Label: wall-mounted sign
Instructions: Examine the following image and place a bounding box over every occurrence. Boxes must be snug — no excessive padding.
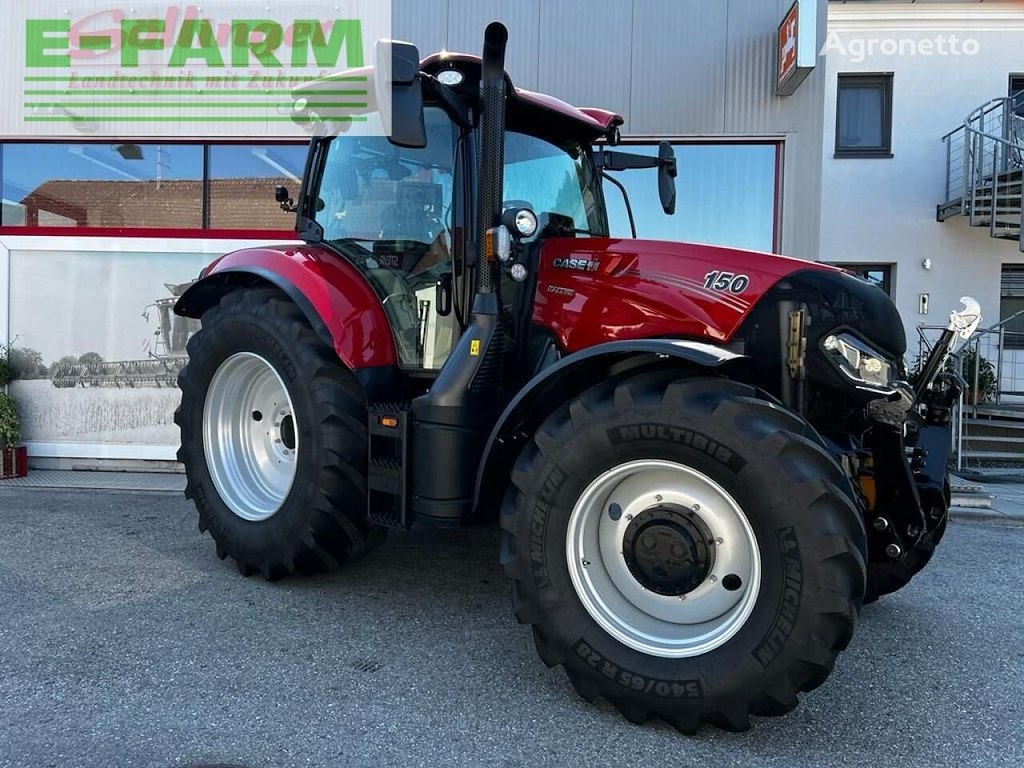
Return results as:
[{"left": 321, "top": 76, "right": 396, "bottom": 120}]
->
[
  {"left": 776, "top": 1, "right": 817, "bottom": 97},
  {"left": 0, "top": 1, "right": 392, "bottom": 139}
]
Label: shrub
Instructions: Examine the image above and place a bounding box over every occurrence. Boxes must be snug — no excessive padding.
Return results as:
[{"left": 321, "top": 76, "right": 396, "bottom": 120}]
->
[
  {"left": 0, "top": 345, "right": 11, "bottom": 387},
  {"left": 957, "top": 345, "right": 998, "bottom": 403},
  {"left": 0, "top": 393, "right": 20, "bottom": 448}
]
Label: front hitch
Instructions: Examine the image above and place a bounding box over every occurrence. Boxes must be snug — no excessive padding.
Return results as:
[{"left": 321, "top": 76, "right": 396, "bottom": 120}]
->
[{"left": 865, "top": 297, "right": 981, "bottom": 566}]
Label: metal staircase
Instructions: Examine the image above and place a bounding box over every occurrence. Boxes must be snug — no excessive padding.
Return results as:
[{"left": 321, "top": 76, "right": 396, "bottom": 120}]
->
[
  {"left": 919, "top": 311, "right": 1024, "bottom": 474},
  {"left": 938, "top": 97, "right": 1024, "bottom": 251}
]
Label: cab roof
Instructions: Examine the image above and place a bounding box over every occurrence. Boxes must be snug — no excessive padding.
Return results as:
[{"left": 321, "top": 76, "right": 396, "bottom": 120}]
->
[
  {"left": 295, "top": 50, "right": 624, "bottom": 145},
  {"left": 420, "top": 52, "right": 624, "bottom": 143}
]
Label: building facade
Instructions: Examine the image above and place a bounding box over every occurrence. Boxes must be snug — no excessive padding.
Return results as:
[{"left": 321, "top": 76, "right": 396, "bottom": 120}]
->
[
  {"left": 820, "top": 1, "right": 1024, "bottom": 372},
  {"left": 0, "top": 0, "right": 829, "bottom": 464}
]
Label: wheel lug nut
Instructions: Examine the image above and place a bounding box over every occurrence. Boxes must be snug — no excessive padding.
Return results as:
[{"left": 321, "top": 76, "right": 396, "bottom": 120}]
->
[
  {"left": 873, "top": 517, "right": 890, "bottom": 531},
  {"left": 886, "top": 543, "right": 902, "bottom": 559}
]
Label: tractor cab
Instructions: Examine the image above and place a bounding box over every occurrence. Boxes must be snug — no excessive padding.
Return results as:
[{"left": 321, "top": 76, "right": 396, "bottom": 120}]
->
[{"left": 285, "top": 47, "right": 675, "bottom": 377}]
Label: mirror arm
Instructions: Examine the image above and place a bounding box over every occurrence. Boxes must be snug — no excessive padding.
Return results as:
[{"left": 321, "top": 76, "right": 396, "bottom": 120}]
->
[
  {"left": 422, "top": 75, "right": 472, "bottom": 129},
  {"left": 594, "top": 149, "right": 660, "bottom": 172},
  {"left": 601, "top": 171, "right": 637, "bottom": 239}
]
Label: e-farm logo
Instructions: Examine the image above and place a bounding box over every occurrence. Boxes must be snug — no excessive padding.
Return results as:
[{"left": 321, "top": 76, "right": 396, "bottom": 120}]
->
[{"left": 14, "top": 2, "right": 389, "bottom": 136}]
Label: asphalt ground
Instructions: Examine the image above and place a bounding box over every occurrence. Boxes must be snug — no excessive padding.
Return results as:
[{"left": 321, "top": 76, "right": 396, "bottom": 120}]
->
[{"left": 0, "top": 487, "right": 1021, "bottom": 768}]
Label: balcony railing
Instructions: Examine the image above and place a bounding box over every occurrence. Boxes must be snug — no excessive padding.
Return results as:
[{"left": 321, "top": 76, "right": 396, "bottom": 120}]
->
[{"left": 939, "top": 97, "right": 1024, "bottom": 250}]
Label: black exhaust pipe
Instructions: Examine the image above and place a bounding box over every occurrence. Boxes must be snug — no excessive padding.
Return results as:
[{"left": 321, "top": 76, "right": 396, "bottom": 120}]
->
[
  {"left": 410, "top": 22, "right": 510, "bottom": 526},
  {"left": 475, "top": 21, "right": 509, "bottom": 294}
]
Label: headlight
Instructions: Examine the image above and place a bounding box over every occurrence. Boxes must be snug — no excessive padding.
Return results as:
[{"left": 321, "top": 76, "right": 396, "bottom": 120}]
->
[{"left": 822, "top": 333, "right": 896, "bottom": 394}]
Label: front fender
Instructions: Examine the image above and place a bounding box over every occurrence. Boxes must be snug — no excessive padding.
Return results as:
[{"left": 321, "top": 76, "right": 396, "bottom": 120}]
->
[
  {"left": 473, "top": 339, "right": 745, "bottom": 518},
  {"left": 175, "top": 244, "right": 396, "bottom": 370}
]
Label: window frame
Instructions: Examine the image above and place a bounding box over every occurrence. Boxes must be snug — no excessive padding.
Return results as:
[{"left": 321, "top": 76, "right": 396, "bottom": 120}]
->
[
  {"left": 0, "top": 138, "right": 308, "bottom": 238},
  {"left": 831, "top": 263, "right": 894, "bottom": 296},
  {"left": 834, "top": 73, "right": 894, "bottom": 159},
  {"left": 1009, "top": 74, "right": 1024, "bottom": 117},
  {"left": 1000, "top": 265, "right": 1024, "bottom": 350}
]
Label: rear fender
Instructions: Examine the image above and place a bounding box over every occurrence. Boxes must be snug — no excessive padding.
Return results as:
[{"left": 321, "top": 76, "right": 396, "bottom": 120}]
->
[
  {"left": 473, "top": 339, "right": 746, "bottom": 518},
  {"left": 174, "top": 245, "right": 397, "bottom": 370}
]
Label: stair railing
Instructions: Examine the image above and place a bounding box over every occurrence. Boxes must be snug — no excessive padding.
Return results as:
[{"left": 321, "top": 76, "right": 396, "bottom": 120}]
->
[
  {"left": 940, "top": 98, "right": 1024, "bottom": 248},
  {"left": 916, "top": 309, "right": 1024, "bottom": 469}
]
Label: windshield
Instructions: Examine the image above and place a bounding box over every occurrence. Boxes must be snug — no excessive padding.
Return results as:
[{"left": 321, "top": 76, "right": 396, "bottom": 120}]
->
[
  {"left": 503, "top": 132, "right": 607, "bottom": 236},
  {"left": 314, "top": 108, "right": 459, "bottom": 371},
  {"left": 316, "top": 107, "right": 457, "bottom": 253}
]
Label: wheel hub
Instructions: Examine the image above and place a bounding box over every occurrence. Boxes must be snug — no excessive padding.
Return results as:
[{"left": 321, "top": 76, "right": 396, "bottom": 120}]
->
[
  {"left": 203, "top": 352, "right": 298, "bottom": 522},
  {"left": 566, "top": 460, "right": 761, "bottom": 658},
  {"left": 623, "top": 506, "right": 714, "bottom": 596}
]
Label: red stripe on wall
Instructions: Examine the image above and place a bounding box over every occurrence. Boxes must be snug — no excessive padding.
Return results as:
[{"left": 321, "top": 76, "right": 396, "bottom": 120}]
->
[{"left": 0, "top": 227, "right": 299, "bottom": 240}]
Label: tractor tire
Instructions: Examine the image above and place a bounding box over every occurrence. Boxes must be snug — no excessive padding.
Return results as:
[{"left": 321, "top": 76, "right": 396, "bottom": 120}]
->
[
  {"left": 175, "top": 288, "right": 382, "bottom": 580},
  {"left": 500, "top": 373, "right": 866, "bottom": 733},
  {"left": 864, "top": 478, "right": 950, "bottom": 603}
]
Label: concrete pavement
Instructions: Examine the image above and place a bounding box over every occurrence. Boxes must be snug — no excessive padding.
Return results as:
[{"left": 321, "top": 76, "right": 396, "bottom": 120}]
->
[{"left": 0, "top": 486, "right": 1021, "bottom": 768}]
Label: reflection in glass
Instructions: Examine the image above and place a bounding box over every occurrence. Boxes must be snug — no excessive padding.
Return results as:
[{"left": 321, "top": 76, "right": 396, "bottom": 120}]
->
[
  {"left": 1, "top": 143, "right": 204, "bottom": 228},
  {"left": 208, "top": 144, "right": 308, "bottom": 230},
  {"left": 604, "top": 143, "right": 778, "bottom": 252}
]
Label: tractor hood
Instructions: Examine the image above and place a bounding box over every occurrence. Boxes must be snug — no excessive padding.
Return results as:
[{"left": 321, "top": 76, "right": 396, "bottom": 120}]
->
[{"left": 532, "top": 237, "right": 901, "bottom": 355}]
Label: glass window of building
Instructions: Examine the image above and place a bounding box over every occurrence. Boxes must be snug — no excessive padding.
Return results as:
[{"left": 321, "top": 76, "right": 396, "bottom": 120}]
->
[
  {"left": 602, "top": 142, "right": 779, "bottom": 253},
  {"left": 835, "top": 74, "right": 894, "bottom": 158},
  {"left": 832, "top": 264, "right": 894, "bottom": 296},
  {"left": 207, "top": 144, "right": 308, "bottom": 231},
  {"left": 1, "top": 143, "right": 203, "bottom": 228}
]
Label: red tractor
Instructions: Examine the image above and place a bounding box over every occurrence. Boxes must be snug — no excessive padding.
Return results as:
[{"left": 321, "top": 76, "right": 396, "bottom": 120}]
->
[{"left": 174, "top": 24, "right": 980, "bottom": 732}]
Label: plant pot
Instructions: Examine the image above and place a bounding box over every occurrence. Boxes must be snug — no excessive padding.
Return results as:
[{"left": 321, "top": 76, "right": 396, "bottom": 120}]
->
[
  {"left": 965, "top": 390, "right": 994, "bottom": 406},
  {"left": 0, "top": 446, "right": 28, "bottom": 479}
]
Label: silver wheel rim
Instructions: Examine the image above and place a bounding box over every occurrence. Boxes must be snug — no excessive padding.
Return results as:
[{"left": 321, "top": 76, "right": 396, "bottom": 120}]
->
[
  {"left": 203, "top": 352, "right": 298, "bottom": 522},
  {"left": 566, "top": 459, "right": 761, "bottom": 658}
]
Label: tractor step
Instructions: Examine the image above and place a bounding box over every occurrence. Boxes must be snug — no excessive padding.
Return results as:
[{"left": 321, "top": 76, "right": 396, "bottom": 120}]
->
[{"left": 367, "top": 403, "right": 414, "bottom": 529}]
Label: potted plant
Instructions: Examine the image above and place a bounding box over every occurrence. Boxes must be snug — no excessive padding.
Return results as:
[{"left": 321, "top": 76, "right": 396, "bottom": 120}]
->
[
  {"left": 956, "top": 345, "right": 998, "bottom": 405},
  {"left": 0, "top": 345, "right": 27, "bottom": 479}
]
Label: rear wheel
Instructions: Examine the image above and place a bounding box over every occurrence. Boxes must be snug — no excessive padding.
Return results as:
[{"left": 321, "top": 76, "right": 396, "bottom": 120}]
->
[
  {"left": 175, "top": 288, "right": 382, "bottom": 579},
  {"left": 500, "top": 373, "right": 866, "bottom": 732}
]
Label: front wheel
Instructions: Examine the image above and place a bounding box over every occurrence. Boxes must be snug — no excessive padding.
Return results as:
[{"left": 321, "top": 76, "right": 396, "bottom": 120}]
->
[
  {"left": 175, "top": 288, "right": 382, "bottom": 579},
  {"left": 500, "top": 373, "right": 866, "bottom": 732}
]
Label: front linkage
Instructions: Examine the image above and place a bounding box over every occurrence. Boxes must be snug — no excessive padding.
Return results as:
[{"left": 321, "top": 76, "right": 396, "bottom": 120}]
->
[{"left": 864, "top": 298, "right": 981, "bottom": 600}]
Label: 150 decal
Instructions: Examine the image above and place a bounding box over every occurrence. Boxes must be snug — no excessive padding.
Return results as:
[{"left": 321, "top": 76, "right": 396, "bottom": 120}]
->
[{"left": 703, "top": 271, "right": 750, "bottom": 294}]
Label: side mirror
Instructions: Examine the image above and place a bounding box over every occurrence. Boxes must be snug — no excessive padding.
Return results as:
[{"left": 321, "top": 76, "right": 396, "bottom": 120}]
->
[
  {"left": 658, "top": 141, "right": 677, "bottom": 215},
  {"left": 374, "top": 39, "right": 427, "bottom": 149},
  {"left": 275, "top": 185, "right": 297, "bottom": 213}
]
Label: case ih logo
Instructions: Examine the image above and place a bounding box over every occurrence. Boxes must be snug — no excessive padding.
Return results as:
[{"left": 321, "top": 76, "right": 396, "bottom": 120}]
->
[
  {"left": 9, "top": 1, "right": 391, "bottom": 137},
  {"left": 553, "top": 257, "right": 601, "bottom": 273}
]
